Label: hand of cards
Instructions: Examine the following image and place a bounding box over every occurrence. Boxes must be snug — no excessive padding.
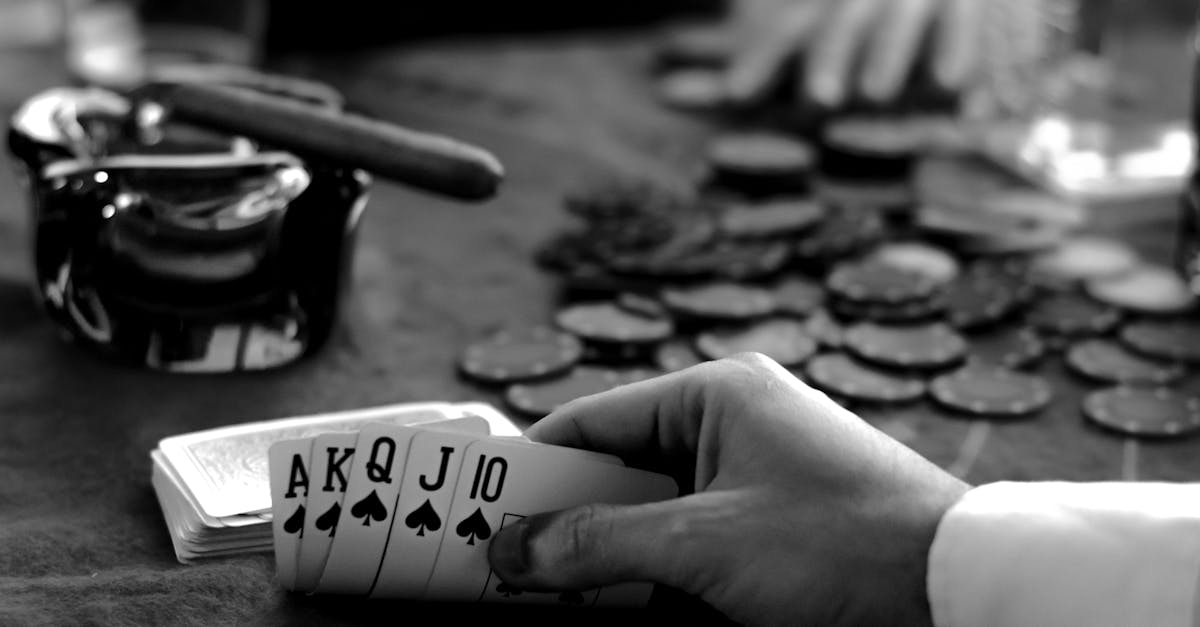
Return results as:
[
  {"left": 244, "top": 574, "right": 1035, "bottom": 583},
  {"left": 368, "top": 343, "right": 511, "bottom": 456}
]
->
[{"left": 152, "top": 401, "right": 679, "bottom": 608}]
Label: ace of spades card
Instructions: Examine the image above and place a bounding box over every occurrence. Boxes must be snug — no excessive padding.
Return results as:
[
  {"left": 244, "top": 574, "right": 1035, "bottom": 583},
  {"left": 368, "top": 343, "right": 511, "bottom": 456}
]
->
[
  {"left": 267, "top": 437, "right": 314, "bottom": 590},
  {"left": 315, "top": 417, "right": 490, "bottom": 595},
  {"left": 422, "top": 437, "right": 678, "bottom": 607}
]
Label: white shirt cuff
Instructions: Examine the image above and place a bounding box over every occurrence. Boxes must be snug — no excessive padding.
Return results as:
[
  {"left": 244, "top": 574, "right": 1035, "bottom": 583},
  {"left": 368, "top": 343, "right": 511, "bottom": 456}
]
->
[{"left": 928, "top": 481, "right": 1200, "bottom": 627}]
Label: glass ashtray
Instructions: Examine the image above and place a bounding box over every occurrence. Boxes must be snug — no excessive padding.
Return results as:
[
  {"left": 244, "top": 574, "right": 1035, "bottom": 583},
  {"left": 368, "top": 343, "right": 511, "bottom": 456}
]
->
[{"left": 7, "top": 85, "right": 371, "bottom": 372}]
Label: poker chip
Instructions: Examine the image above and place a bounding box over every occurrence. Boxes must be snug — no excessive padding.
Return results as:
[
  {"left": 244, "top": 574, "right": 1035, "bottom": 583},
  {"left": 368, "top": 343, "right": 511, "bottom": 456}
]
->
[
  {"left": 555, "top": 302, "right": 674, "bottom": 344},
  {"left": 694, "top": 318, "right": 818, "bottom": 367},
  {"left": 616, "top": 292, "right": 669, "bottom": 320},
  {"left": 718, "top": 198, "right": 827, "bottom": 239},
  {"left": 769, "top": 276, "right": 826, "bottom": 317},
  {"left": 865, "top": 242, "right": 960, "bottom": 284},
  {"left": 830, "top": 293, "right": 946, "bottom": 323},
  {"left": 1085, "top": 265, "right": 1196, "bottom": 314},
  {"left": 819, "top": 117, "right": 922, "bottom": 181},
  {"left": 1083, "top": 387, "right": 1200, "bottom": 438},
  {"left": 1030, "top": 236, "right": 1140, "bottom": 284},
  {"left": 1119, "top": 319, "right": 1200, "bottom": 363},
  {"left": 943, "top": 276, "right": 1021, "bottom": 330},
  {"left": 458, "top": 327, "right": 583, "bottom": 384},
  {"left": 811, "top": 178, "right": 915, "bottom": 212},
  {"left": 1065, "top": 339, "right": 1186, "bottom": 385},
  {"left": 657, "top": 69, "right": 728, "bottom": 111},
  {"left": 826, "top": 261, "right": 940, "bottom": 305},
  {"left": 803, "top": 308, "right": 844, "bottom": 349},
  {"left": 1025, "top": 293, "right": 1122, "bottom": 337},
  {"left": 655, "top": 338, "right": 707, "bottom": 372},
  {"left": 967, "top": 327, "right": 1047, "bottom": 370},
  {"left": 804, "top": 353, "right": 926, "bottom": 404},
  {"left": 504, "top": 367, "right": 624, "bottom": 417},
  {"left": 930, "top": 366, "right": 1053, "bottom": 417},
  {"left": 844, "top": 322, "right": 967, "bottom": 370},
  {"left": 706, "top": 132, "right": 815, "bottom": 195},
  {"left": 794, "top": 206, "right": 886, "bottom": 264},
  {"left": 660, "top": 282, "right": 776, "bottom": 321}
]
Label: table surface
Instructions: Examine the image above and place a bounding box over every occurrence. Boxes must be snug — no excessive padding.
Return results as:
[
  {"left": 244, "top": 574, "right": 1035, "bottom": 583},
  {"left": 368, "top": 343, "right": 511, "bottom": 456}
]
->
[{"left": 1, "top": 16, "right": 1199, "bottom": 626}]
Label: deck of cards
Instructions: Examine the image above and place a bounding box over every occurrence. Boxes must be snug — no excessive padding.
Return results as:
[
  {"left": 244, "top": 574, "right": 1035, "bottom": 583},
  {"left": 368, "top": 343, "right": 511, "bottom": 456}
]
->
[
  {"left": 150, "top": 401, "right": 524, "bottom": 562},
  {"left": 151, "top": 400, "right": 679, "bottom": 608}
]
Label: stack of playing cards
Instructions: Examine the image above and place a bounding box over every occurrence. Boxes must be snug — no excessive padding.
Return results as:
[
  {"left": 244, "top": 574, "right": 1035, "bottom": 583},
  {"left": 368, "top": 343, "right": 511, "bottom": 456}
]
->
[
  {"left": 151, "top": 401, "right": 524, "bottom": 563},
  {"left": 268, "top": 415, "right": 678, "bottom": 607}
]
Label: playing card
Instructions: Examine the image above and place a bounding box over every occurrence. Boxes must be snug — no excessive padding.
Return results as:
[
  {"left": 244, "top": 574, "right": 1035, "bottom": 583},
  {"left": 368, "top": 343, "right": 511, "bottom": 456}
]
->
[
  {"left": 267, "top": 437, "right": 314, "bottom": 590},
  {"left": 314, "top": 416, "right": 492, "bottom": 595},
  {"left": 160, "top": 402, "right": 515, "bottom": 519},
  {"left": 370, "top": 429, "right": 488, "bottom": 599},
  {"left": 293, "top": 432, "right": 358, "bottom": 592},
  {"left": 422, "top": 438, "right": 678, "bottom": 606}
]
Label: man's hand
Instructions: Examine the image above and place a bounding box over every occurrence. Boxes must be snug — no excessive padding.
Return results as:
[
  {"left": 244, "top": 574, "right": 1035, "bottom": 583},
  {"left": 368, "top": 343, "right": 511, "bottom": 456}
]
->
[
  {"left": 726, "top": 0, "right": 984, "bottom": 108},
  {"left": 487, "top": 353, "right": 969, "bottom": 626}
]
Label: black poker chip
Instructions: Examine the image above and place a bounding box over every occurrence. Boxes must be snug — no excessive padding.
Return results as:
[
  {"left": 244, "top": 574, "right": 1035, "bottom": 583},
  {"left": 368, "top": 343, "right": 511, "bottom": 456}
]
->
[
  {"left": 843, "top": 322, "right": 967, "bottom": 370},
  {"left": 660, "top": 282, "right": 777, "bottom": 321},
  {"left": 504, "top": 367, "right": 625, "bottom": 418},
  {"left": 458, "top": 327, "right": 584, "bottom": 384},
  {"left": 830, "top": 293, "right": 947, "bottom": 324},
  {"left": 555, "top": 302, "right": 674, "bottom": 344},
  {"left": 966, "top": 327, "right": 1047, "bottom": 370},
  {"left": 1065, "top": 339, "right": 1186, "bottom": 385},
  {"left": 930, "top": 365, "right": 1053, "bottom": 417},
  {"left": 944, "top": 280, "right": 1022, "bottom": 330},
  {"left": 793, "top": 206, "right": 886, "bottom": 265},
  {"left": 706, "top": 132, "right": 815, "bottom": 196},
  {"left": 718, "top": 198, "right": 827, "bottom": 239},
  {"left": 1119, "top": 319, "right": 1200, "bottom": 363},
  {"left": 694, "top": 318, "right": 818, "bottom": 367},
  {"left": 804, "top": 353, "right": 926, "bottom": 404},
  {"left": 770, "top": 276, "right": 826, "bottom": 318},
  {"left": 655, "top": 338, "right": 707, "bottom": 372},
  {"left": 827, "top": 261, "right": 941, "bottom": 305},
  {"left": 1083, "top": 387, "right": 1200, "bottom": 438},
  {"left": 1025, "top": 293, "right": 1122, "bottom": 338},
  {"left": 819, "top": 117, "right": 923, "bottom": 181}
]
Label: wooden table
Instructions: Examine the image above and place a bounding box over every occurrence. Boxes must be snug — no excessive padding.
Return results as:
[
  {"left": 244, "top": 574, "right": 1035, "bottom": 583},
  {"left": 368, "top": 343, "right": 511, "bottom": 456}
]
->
[{"left": 0, "top": 17, "right": 1197, "bottom": 625}]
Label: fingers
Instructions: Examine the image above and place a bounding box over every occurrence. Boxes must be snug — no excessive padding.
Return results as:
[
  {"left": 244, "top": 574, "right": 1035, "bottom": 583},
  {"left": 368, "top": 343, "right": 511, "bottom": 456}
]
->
[
  {"left": 805, "top": 0, "right": 880, "bottom": 107},
  {"left": 933, "top": 0, "right": 983, "bottom": 89},
  {"left": 488, "top": 494, "right": 719, "bottom": 593},
  {"left": 726, "top": 2, "right": 823, "bottom": 105},
  {"left": 860, "top": 0, "right": 939, "bottom": 102}
]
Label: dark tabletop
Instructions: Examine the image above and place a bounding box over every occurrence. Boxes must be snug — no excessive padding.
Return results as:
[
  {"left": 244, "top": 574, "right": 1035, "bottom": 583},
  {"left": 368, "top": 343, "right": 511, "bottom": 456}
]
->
[{"left": 1, "top": 13, "right": 1199, "bottom": 626}]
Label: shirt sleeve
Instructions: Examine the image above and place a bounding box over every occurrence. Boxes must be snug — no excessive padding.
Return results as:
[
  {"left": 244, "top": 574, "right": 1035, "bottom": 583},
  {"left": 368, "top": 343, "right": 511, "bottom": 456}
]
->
[{"left": 927, "top": 481, "right": 1200, "bottom": 627}]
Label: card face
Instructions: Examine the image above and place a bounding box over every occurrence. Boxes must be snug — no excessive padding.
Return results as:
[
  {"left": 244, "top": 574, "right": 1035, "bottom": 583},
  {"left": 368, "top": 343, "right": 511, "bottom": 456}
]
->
[
  {"left": 314, "top": 417, "right": 491, "bottom": 595},
  {"left": 267, "top": 437, "right": 315, "bottom": 591},
  {"left": 422, "top": 439, "right": 678, "bottom": 606},
  {"left": 369, "top": 430, "right": 489, "bottom": 599},
  {"left": 161, "top": 403, "right": 461, "bottom": 518},
  {"left": 293, "top": 432, "right": 358, "bottom": 592}
]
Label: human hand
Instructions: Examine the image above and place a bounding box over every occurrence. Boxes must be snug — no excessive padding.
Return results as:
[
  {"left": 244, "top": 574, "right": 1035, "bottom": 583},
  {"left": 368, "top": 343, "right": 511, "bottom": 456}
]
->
[
  {"left": 726, "top": 0, "right": 984, "bottom": 108},
  {"left": 487, "top": 353, "right": 970, "bottom": 626}
]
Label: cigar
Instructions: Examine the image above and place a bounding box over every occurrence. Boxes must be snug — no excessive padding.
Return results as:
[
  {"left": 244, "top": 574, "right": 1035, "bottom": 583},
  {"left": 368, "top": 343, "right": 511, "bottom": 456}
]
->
[{"left": 160, "top": 82, "right": 504, "bottom": 201}]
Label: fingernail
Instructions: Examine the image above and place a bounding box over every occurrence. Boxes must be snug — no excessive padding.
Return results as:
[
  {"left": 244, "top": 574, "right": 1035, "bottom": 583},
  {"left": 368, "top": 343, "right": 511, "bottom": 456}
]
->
[
  {"left": 489, "top": 520, "right": 531, "bottom": 576},
  {"left": 809, "top": 74, "right": 843, "bottom": 107}
]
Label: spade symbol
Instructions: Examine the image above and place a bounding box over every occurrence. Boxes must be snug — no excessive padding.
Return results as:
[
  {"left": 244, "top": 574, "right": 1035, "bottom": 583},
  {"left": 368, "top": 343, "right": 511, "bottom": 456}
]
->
[
  {"left": 496, "top": 581, "right": 523, "bottom": 598},
  {"left": 558, "top": 590, "right": 585, "bottom": 606},
  {"left": 455, "top": 508, "right": 491, "bottom": 545},
  {"left": 404, "top": 500, "right": 442, "bottom": 536},
  {"left": 283, "top": 505, "right": 305, "bottom": 536},
  {"left": 314, "top": 502, "right": 342, "bottom": 538},
  {"left": 350, "top": 490, "right": 388, "bottom": 527}
]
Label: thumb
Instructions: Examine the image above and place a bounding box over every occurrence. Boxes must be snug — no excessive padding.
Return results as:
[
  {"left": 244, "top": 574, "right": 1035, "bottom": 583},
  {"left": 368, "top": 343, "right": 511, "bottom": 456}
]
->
[{"left": 487, "top": 496, "right": 709, "bottom": 594}]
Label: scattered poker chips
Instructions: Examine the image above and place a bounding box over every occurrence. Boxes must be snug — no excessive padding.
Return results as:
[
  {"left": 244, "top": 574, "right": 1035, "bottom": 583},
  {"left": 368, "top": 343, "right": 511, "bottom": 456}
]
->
[
  {"left": 804, "top": 353, "right": 926, "bottom": 404},
  {"left": 1083, "top": 387, "right": 1200, "bottom": 438},
  {"left": 555, "top": 302, "right": 674, "bottom": 344},
  {"left": 718, "top": 198, "right": 827, "bottom": 239},
  {"left": 660, "top": 282, "right": 776, "bottom": 321},
  {"left": 930, "top": 366, "right": 1053, "bottom": 417},
  {"left": 844, "top": 322, "right": 967, "bottom": 370},
  {"left": 1119, "top": 319, "right": 1200, "bottom": 363},
  {"left": 706, "top": 132, "right": 815, "bottom": 195},
  {"left": 827, "top": 261, "right": 941, "bottom": 305},
  {"left": 1065, "top": 339, "right": 1186, "bottom": 385},
  {"left": 967, "top": 327, "right": 1047, "bottom": 370},
  {"left": 1025, "top": 293, "right": 1122, "bottom": 338},
  {"left": 1030, "top": 236, "right": 1140, "bottom": 284},
  {"left": 458, "top": 327, "right": 584, "bottom": 384},
  {"left": 1085, "top": 265, "right": 1196, "bottom": 314},
  {"left": 655, "top": 338, "right": 706, "bottom": 372},
  {"left": 504, "top": 366, "right": 625, "bottom": 417},
  {"left": 694, "top": 318, "right": 818, "bottom": 367}
]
